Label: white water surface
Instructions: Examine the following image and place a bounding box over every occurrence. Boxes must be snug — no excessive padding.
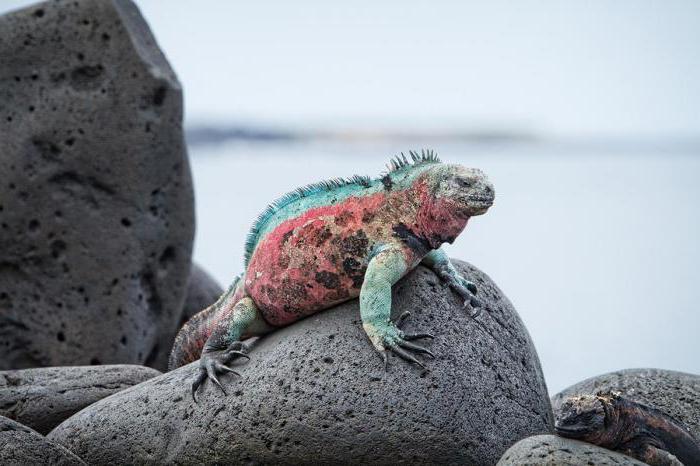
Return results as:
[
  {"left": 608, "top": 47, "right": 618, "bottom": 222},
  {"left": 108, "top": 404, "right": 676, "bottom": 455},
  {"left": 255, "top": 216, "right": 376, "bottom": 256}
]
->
[{"left": 190, "top": 141, "right": 700, "bottom": 394}]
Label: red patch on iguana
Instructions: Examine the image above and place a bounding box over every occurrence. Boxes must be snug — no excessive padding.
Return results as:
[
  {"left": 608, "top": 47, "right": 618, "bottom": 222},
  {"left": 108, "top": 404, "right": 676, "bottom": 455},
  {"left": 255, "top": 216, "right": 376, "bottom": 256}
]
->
[
  {"left": 244, "top": 173, "right": 468, "bottom": 327},
  {"left": 246, "top": 192, "right": 388, "bottom": 325}
]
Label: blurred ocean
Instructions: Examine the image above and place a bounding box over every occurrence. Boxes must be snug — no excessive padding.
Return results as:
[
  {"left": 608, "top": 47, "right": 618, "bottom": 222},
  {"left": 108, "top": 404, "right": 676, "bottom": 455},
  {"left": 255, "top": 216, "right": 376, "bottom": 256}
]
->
[{"left": 189, "top": 139, "right": 700, "bottom": 394}]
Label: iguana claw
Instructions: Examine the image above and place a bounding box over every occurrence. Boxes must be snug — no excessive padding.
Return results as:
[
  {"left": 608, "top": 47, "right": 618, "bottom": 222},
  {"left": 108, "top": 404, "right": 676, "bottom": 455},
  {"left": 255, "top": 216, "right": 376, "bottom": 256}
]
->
[
  {"left": 403, "top": 333, "right": 434, "bottom": 341},
  {"left": 394, "top": 312, "right": 435, "bottom": 341},
  {"left": 452, "top": 277, "right": 482, "bottom": 317},
  {"left": 433, "top": 266, "right": 482, "bottom": 317},
  {"left": 388, "top": 344, "right": 427, "bottom": 369},
  {"left": 191, "top": 341, "right": 249, "bottom": 402},
  {"left": 394, "top": 311, "right": 411, "bottom": 328},
  {"left": 379, "top": 311, "right": 434, "bottom": 372},
  {"left": 464, "top": 299, "right": 482, "bottom": 318},
  {"left": 191, "top": 371, "right": 206, "bottom": 403}
]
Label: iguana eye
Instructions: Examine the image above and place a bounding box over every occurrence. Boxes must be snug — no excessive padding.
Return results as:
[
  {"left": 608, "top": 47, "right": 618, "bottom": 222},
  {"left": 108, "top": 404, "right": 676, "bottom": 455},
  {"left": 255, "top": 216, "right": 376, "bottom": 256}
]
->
[{"left": 457, "top": 179, "right": 472, "bottom": 188}]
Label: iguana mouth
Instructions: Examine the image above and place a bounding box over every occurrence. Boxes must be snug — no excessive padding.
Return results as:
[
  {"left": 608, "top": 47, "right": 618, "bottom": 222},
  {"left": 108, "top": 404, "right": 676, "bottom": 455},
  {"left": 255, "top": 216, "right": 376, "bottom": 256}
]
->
[
  {"left": 554, "top": 424, "right": 593, "bottom": 437},
  {"left": 466, "top": 196, "right": 494, "bottom": 215}
]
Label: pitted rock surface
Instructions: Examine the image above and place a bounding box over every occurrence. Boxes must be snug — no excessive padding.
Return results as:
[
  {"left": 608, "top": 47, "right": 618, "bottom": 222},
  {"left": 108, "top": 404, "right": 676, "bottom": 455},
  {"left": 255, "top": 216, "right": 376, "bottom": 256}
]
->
[
  {"left": 0, "top": 365, "right": 161, "bottom": 434},
  {"left": 0, "top": 415, "right": 85, "bottom": 465},
  {"left": 552, "top": 368, "right": 700, "bottom": 439},
  {"left": 497, "top": 434, "right": 647, "bottom": 466},
  {"left": 179, "top": 263, "right": 223, "bottom": 328},
  {"left": 0, "top": 0, "right": 194, "bottom": 370},
  {"left": 49, "top": 261, "right": 553, "bottom": 465}
]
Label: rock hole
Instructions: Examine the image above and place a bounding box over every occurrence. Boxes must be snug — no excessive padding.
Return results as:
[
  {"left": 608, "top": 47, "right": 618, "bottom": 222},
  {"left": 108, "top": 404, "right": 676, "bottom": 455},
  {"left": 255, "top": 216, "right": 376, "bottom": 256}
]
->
[
  {"left": 50, "top": 240, "right": 66, "bottom": 259},
  {"left": 152, "top": 85, "right": 167, "bottom": 106},
  {"left": 90, "top": 358, "right": 101, "bottom": 365},
  {"left": 32, "top": 138, "right": 62, "bottom": 159},
  {"left": 120, "top": 217, "right": 131, "bottom": 227},
  {"left": 28, "top": 219, "right": 40, "bottom": 232},
  {"left": 70, "top": 64, "right": 105, "bottom": 91},
  {"left": 56, "top": 332, "right": 65, "bottom": 342},
  {"left": 158, "top": 246, "right": 175, "bottom": 269},
  {"left": 33, "top": 8, "right": 44, "bottom": 18}
]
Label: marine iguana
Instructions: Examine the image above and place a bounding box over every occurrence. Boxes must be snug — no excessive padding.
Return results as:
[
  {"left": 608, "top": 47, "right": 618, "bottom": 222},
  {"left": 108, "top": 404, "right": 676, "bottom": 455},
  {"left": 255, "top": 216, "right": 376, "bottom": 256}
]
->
[
  {"left": 168, "top": 150, "right": 495, "bottom": 400},
  {"left": 556, "top": 391, "right": 700, "bottom": 466}
]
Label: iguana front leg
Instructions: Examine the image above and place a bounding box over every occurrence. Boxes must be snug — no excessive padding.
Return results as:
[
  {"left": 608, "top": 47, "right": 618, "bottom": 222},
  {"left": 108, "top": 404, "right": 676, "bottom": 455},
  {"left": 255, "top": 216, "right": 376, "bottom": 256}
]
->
[
  {"left": 421, "top": 248, "right": 482, "bottom": 317},
  {"left": 360, "top": 245, "right": 434, "bottom": 370}
]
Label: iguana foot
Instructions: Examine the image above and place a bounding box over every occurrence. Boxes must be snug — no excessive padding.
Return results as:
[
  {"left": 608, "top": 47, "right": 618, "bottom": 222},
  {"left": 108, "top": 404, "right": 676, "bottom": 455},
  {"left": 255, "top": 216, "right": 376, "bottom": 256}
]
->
[
  {"left": 191, "top": 341, "right": 250, "bottom": 402},
  {"left": 366, "top": 311, "right": 435, "bottom": 372},
  {"left": 437, "top": 271, "right": 482, "bottom": 317}
]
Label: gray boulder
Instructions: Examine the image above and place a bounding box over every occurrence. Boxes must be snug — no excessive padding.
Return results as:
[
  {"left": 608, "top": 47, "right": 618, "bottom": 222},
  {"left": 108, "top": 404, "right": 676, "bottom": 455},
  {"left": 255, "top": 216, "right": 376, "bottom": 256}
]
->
[
  {"left": 497, "top": 434, "right": 647, "bottom": 465},
  {"left": 179, "top": 263, "right": 224, "bottom": 328},
  {"left": 552, "top": 368, "right": 700, "bottom": 439},
  {"left": 49, "top": 261, "right": 553, "bottom": 465},
  {"left": 1, "top": 365, "right": 161, "bottom": 434},
  {"left": 0, "top": 0, "right": 194, "bottom": 371},
  {"left": 0, "top": 415, "right": 85, "bottom": 465}
]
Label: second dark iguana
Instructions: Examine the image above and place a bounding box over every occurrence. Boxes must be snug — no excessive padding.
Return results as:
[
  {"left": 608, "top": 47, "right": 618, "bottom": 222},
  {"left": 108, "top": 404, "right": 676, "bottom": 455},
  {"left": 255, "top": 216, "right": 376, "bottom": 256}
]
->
[
  {"left": 556, "top": 391, "right": 700, "bottom": 466},
  {"left": 168, "top": 151, "right": 495, "bottom": 399}
]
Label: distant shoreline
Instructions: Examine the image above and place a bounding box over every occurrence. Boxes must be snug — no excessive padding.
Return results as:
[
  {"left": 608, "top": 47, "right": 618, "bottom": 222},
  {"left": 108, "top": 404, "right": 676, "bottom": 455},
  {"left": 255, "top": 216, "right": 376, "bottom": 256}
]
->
[
  {"left": 185, "top": 124, "right": 700, "bottom": 155},
  {"left": 185, "top": 125, "right": 537, "bottom": 146}
]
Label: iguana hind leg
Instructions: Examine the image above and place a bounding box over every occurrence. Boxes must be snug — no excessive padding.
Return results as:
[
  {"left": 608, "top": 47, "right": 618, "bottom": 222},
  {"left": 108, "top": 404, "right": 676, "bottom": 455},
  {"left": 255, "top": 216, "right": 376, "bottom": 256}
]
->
[
  {"left": 192, "top": 295, "right": 272, "bottom": 402},
  {"left": 360, "top": 246, "right": 434, "bottom": 370}
]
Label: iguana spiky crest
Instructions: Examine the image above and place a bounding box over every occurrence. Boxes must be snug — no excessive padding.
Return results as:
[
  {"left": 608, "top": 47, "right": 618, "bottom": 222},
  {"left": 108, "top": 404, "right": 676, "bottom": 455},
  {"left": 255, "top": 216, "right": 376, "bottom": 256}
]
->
[
  {"left": 385, "top": 149, "right": 440, "bottom": 173},
  {"left": 243, "top": 149, "right": 441, "bottom": 265}
]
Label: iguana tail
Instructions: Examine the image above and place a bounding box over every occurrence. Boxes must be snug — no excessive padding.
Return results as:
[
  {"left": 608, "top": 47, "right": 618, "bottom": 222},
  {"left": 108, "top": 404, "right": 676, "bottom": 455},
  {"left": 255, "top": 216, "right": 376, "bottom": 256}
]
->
[{"left": 168, "top": 275, "right": 242, "bottom": 371}]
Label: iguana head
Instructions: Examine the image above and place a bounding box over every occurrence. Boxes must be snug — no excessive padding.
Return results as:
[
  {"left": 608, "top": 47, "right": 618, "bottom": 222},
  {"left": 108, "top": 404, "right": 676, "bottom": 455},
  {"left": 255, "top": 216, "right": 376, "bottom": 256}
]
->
[
  {"left": 555, "top": 392, "right": 621, "bottom": 444},
  {"left": 428, "top": 164, "right": 495, "bottom": 217},
  {"left": 415, "top": 163, "right": 494, "bottom": 247}
]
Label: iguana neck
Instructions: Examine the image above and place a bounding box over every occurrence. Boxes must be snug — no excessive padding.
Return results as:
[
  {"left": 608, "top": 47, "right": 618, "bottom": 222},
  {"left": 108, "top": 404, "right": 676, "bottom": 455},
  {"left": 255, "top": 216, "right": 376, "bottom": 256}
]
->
[{"left": 412, "top": 176, "right": 470, "bottom": 250}]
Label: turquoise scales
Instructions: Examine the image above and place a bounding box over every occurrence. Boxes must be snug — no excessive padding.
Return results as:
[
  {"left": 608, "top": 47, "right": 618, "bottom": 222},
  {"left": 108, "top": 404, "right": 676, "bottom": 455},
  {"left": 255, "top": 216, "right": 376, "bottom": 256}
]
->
[
  {"left": 168, "top": 150, "right": 495, "bottom": 401},
  {"left": 243, "top": 149, "right": 441, "bottom": 265}
]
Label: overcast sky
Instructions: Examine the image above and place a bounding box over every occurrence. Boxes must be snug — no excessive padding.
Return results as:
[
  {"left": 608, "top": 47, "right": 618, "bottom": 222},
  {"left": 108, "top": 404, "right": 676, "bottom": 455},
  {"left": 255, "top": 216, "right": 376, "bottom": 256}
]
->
[{"left": 3, "top": 1, "right": 700, "bottom": 137}]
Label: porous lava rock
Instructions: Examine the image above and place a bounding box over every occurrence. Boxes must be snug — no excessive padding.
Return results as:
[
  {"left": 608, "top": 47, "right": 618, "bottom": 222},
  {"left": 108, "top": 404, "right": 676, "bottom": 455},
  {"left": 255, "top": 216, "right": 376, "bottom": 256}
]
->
[
  {"left": 0, "top": 0, "right": 194, "bottom": 370},
  {"left": 49, "top": 260, "right": 553, "bottom": 465},
  {"left": 497, "top": 434, "right": 647, "bottom": 466},
  {"left": 552, "top": 368, "right": 700, "bottom": 439},
  {"left": 0, "top": 365, "right": 161, "bottom": 434},
  {"left": 179, "top": 263, "right": 224, "bottom": 328},
  {"left": 0, "top": 415, "right": 85, "bottom": 465}
]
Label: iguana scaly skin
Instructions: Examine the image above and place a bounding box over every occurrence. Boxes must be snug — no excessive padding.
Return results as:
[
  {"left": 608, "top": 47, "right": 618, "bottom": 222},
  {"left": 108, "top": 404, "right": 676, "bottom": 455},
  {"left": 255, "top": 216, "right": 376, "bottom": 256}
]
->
[
  {"left": 556, "top": 391, "right": 700, "bottom": 466},
  {"left": 168, "top": 151, "right": 495, "bottom": 400}
]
